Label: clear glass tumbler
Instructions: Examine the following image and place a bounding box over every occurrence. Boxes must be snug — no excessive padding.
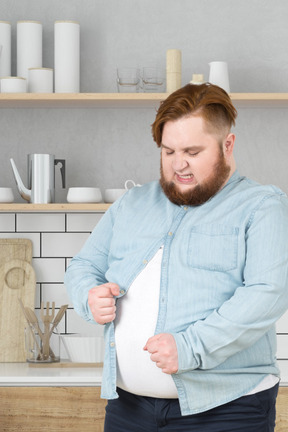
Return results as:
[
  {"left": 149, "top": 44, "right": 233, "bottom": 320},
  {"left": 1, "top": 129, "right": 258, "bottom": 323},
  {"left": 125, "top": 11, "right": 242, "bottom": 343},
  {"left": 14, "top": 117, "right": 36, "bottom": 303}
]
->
[{"left": 117, "top": 67, "right": 140, "bottom": 93}]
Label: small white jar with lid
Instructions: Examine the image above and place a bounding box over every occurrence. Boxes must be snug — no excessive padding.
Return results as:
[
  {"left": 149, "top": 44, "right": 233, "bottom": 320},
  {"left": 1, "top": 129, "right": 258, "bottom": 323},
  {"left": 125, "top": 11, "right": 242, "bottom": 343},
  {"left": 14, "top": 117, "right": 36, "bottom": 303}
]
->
[
  {"left": 28, "top": 67, "right": 53, "bottom": 93},
  {"left": 0, "top": 76, "right": 27, "bottom": 93},
  {"left": 189, "top": 74, "right": 205, "bottom": 85}
]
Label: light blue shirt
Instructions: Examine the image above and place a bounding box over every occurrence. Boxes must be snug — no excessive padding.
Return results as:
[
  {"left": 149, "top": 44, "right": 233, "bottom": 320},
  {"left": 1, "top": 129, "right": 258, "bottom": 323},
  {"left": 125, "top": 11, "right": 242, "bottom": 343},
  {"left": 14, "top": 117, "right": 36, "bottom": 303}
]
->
[{"left": 65, "top": 171, "right": 288, "bottom": 415}]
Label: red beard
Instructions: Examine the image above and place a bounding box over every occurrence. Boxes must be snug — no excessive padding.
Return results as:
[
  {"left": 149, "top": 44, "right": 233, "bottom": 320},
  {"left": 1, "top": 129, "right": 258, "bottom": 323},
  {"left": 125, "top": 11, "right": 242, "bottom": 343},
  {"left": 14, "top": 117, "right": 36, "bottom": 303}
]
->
[{"left": 160, "top": 149, "right": 231, "bottom": 206}]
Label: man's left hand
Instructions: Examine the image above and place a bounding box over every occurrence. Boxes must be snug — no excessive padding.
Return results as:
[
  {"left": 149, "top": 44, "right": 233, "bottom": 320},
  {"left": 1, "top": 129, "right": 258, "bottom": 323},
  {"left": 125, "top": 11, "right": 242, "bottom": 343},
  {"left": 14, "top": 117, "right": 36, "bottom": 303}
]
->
[{"left": 143, "top": 333, "right": 178, "bottom": 374}]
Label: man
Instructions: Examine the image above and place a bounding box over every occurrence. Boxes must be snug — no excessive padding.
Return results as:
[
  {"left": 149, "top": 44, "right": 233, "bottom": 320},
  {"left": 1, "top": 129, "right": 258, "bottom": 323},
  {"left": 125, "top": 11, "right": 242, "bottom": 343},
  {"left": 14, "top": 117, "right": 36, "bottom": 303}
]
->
[{"left": 65, "top": 83, "right": 288, "bottom": 431}]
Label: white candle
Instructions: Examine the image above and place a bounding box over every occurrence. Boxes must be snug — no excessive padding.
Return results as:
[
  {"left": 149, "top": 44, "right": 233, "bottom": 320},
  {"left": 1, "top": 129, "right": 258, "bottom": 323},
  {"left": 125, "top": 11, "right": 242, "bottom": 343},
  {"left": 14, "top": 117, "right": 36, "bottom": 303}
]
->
[{"left": 54, "top": 21, "right": 80, "bottom": 93}]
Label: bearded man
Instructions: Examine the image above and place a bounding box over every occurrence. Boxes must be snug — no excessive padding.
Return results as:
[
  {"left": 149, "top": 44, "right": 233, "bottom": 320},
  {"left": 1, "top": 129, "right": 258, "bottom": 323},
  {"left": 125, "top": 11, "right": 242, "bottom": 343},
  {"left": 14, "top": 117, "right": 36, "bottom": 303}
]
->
[{"left": 65, "top": 83, "right": 288, "bottom": 432}]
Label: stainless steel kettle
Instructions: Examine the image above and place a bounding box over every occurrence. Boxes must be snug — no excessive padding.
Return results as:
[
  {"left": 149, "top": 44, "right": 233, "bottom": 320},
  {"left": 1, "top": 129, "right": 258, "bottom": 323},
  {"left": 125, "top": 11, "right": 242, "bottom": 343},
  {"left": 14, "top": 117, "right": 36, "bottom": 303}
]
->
[{"left": 10, "top": 154, "right": 66, "bottom": 203}]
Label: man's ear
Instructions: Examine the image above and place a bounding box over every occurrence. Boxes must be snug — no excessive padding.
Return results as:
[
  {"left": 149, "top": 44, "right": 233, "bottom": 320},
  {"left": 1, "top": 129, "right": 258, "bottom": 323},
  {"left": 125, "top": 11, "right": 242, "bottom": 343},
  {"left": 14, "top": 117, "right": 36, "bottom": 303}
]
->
[{"left": 224, "top": 133, "right": 235, "bottom": 156}]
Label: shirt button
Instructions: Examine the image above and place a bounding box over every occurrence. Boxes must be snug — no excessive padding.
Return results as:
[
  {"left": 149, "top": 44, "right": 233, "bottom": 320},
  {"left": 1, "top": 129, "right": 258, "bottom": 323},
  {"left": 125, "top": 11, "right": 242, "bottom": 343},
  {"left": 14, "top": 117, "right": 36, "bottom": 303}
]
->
[
  {"left": 143, "top": 259, "right": 148, "bottom": 265},
  {"left": 168, "top": 231, "right": 173, "bottom": 236},
  {"left": 120, "top": 289, "right": 125, "bottom": 295},
  {"left": 110, "top": 342, "right": 115, "bottom": 348}
]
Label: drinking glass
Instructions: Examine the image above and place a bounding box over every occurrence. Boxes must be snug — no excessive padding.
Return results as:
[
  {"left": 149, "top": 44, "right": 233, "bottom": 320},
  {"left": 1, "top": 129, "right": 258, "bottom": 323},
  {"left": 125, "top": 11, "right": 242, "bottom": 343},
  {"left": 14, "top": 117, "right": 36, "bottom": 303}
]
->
[
  {"left": 117, "top": 67, "right": 140, "bottom": 93},
  {"left": 142, "top": 67, "right": 165, "bottom": 92}
]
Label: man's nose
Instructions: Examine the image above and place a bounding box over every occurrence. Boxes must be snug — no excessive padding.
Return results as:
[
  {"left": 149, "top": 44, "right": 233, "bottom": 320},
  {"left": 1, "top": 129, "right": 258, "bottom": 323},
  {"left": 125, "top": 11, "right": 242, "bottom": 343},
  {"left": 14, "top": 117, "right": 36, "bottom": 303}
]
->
[{"left": 172, "top": 154, "right": 189, "bottom": 171}]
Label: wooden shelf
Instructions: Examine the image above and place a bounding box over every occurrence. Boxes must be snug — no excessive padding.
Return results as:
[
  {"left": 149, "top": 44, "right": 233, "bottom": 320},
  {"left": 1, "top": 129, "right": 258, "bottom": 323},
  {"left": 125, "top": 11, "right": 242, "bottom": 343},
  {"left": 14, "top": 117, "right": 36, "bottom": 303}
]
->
[
  {"left": 0, "top": 93, "right": 168, "bottom": 108},
  {"left": 230, "top": 93, "right": 288, "bottom": 108},
  {"left": 0, "top": 92, "right": 288, "bottom": 108},
  {"left": 0, "top": 203, "right": 110, "bottom": 212}
]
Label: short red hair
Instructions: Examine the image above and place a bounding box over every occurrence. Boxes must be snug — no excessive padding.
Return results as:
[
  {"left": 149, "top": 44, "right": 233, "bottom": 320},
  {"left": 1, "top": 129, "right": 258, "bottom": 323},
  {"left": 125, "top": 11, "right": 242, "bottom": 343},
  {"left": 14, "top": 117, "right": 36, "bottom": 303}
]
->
[{"left": 152, "top": 83, "right": 237, "bottom": 147}]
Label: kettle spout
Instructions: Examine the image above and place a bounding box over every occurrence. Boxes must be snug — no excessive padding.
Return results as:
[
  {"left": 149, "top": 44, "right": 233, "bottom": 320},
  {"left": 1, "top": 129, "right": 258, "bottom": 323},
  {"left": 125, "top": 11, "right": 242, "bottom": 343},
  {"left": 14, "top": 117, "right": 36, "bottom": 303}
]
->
[{"left": 10, "top": 158, "right": 31, "bottom": 202}]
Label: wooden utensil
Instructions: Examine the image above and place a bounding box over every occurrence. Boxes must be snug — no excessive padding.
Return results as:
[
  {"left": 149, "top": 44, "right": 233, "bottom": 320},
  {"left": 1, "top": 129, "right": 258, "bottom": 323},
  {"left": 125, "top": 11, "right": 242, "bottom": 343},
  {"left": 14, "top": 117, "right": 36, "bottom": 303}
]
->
[
  {"left": 49, "top": 304, "right": 68, "bottom": 337},
  {"left": 40, "top": 302, "right": 55, "bottom": 360}
]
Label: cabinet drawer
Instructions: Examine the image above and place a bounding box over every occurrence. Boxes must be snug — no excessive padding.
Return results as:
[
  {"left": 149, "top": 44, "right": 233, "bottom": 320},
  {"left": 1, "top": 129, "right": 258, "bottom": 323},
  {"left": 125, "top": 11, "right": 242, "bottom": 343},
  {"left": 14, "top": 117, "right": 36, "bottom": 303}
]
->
[{"left": 0, "top": 387, "right": 106, "bottom": 432}]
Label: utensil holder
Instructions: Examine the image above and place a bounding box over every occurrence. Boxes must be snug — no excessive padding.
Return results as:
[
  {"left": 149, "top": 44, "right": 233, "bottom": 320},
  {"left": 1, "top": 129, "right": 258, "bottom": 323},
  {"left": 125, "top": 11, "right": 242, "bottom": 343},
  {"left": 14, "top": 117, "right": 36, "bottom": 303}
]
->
[{"left": 25, "top": 323, "right": 60, "bottom": 363}]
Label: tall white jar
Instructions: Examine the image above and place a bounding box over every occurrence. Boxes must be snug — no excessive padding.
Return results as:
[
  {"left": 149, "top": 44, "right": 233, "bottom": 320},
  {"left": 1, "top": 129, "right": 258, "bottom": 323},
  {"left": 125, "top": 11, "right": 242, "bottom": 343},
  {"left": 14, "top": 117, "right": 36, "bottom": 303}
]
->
[
  {"left": 17, "top": 21, "right": 43, "bottom": 80},
  {"left": 0, "top": 21, "right": 11, "bottom": 77},
  {"left": 54, "top": 21, "right": 80, "bottom": 93}
]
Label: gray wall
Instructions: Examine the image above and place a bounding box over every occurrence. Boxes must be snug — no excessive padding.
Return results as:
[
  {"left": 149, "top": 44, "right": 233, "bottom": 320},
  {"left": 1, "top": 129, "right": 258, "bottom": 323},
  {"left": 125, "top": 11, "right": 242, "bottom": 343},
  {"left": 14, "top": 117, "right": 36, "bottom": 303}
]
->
[{"left": 1, "top": 0, "right": 288, "bottom": 200}]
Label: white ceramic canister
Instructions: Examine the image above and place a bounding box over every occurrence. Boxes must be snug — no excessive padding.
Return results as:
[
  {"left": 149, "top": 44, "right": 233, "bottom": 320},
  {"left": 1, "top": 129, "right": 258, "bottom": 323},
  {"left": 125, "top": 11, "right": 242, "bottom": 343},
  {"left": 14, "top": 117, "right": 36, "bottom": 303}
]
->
[
  {"left": 0, "top": 77, "right": 27, "bottom": 93},
  {"left": 0, "top": 21, "right": 11, "bottom": 77},
  {"left": 28, "top": 68, "right": 53, "bottom": 93},
  {"left": 54, "top": 21, "right": 80, "bottom": 93},
  {"left": 166, "top": 49, "right": 181, "bottom": 93},
  {"left": 17, "top": 21, "right": 43, "bottom": 80}
]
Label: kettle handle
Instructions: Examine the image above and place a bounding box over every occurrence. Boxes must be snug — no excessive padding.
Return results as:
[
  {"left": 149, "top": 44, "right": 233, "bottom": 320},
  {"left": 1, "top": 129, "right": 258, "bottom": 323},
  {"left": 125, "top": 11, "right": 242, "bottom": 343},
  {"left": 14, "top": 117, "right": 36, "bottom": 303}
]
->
[{"left": 55, "top": 159, "right": 66, "bottom": 188}]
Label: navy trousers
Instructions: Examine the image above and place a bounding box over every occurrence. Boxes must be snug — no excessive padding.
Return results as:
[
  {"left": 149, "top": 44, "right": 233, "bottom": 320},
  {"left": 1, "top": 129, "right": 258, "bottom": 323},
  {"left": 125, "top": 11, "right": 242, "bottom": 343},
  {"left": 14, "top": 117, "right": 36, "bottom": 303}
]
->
[{"left": 104, "top": 384, "right": 279, "bottom": 432}]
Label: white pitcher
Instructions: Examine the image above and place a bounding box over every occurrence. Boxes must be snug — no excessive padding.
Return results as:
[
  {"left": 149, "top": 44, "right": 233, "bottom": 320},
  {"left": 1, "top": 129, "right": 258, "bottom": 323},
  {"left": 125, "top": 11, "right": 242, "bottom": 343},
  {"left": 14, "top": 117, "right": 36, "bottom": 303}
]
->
[{"left": 208, "top": 61, "right": 230, "bottom": 93}]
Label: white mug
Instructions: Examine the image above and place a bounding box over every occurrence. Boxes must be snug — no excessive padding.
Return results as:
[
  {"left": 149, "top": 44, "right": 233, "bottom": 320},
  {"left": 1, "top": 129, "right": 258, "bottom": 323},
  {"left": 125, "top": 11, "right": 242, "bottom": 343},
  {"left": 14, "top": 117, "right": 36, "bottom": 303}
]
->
[
  {"left": 125, "top": 179, "right": 141, "bottom": 190},
  {"left": 208, "top": 61, "right": 230, "bottom": 93}
]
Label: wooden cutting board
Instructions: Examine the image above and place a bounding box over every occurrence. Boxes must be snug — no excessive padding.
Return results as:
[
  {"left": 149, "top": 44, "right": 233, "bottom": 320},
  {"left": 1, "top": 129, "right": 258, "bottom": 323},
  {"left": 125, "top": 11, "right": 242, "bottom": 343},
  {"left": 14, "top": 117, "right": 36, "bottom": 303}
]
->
[{"left": 0, "top": 239, "right": 36, "bottom": 362}]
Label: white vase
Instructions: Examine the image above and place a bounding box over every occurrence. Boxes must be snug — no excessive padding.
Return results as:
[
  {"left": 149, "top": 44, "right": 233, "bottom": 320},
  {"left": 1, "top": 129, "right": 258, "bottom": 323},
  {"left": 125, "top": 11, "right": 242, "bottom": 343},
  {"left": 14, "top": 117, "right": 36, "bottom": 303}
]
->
[
  {"left": 54, "top": 21, "right": 80, "bottom": 93},
  {"left": 208, "top": 61, "right": 230, "bottom": 93}
]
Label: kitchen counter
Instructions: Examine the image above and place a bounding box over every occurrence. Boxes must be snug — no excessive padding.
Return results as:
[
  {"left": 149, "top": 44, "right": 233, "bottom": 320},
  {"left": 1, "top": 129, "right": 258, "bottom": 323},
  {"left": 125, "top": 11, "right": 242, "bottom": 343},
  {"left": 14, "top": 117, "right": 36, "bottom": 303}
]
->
[
  {"left": 0, "top": 362, "right": 103, "bottom": 386},
  {"left": 0, "top": 361, "right": 287, "bottom": 387}
]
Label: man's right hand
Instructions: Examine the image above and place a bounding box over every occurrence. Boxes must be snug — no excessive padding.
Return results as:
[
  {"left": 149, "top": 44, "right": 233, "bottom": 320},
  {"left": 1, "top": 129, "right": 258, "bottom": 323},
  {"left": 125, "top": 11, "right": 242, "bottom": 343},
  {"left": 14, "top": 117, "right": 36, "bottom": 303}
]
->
[{"left": 88, "top": 283, "right": 120, "bottom": 325}]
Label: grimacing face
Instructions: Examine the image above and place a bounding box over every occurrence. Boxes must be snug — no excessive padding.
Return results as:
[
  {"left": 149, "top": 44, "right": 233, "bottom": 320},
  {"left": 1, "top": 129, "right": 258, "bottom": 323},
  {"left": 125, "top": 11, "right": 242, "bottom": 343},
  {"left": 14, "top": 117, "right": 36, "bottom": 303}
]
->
[{"left": 159, "top": 115, "right": 235, "bottom": 206}]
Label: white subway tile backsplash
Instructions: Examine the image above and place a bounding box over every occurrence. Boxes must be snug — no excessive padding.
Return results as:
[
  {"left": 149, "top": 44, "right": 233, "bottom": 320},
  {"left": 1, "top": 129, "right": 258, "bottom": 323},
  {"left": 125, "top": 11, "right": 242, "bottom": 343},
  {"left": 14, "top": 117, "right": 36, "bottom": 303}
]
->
[
  {"left": 35, "top": 283, "right": 41, "bottom": 308},
  {"left": 278, "top": 360, "right": 288, "bottom": 383},
  {"left": 41, "top": 232, "right": 90, "bottom": 257},
  {"left": 66, "top": 309, "right": 104, "bottom": 337},
  {"left": 0, "top": 232, "right": 41, "bottom": 256},
  {"left": 17, "top": 213, "right": 65, "bottom": 232},
  {"left": 41, "top": 283, "right": 72, "bottom": 307},
  {"left": 32, "top": 258, "right": 66, "bottom": 283},
  {"left": 277, "top": 335, "right": 288, "bottom": 358},
  {"left": 0, "top": 213, "right": 15, "bottom": 231},
  {"left": 66, "top": 212, "right": 103, "bottom": 232},
  {"left": 276, "top": 310, "right": 288, "bottom": 334}
]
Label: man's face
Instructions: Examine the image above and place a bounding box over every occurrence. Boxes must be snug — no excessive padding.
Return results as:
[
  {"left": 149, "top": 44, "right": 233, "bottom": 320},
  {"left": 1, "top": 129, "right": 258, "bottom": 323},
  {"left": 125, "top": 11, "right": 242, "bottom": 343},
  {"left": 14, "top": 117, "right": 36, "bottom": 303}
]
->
[{"left": 160, "top": 115, "right": 234, "bottom": 206}]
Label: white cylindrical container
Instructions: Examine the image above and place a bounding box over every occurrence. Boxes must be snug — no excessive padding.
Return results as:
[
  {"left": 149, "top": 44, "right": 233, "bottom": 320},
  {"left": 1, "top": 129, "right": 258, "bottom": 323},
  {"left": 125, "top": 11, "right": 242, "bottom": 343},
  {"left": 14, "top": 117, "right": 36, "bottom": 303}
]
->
[
  {"left": 54, "top": 21, "right": 80, "bottom": 93},
  {"left": 0, "top": 21, "right": 11, "bottom": 77},
  {"left": 17, "top": 21, "right": 42, "bottom": 80},
  {"left": 1, "top": 77, "right": 27, "bottom": 93},
  {"left": 28, "top": 68, "right": 53, "bottom": 93},
  {"left": 166, "top": 49, "right": 182, "bottom": 93}
]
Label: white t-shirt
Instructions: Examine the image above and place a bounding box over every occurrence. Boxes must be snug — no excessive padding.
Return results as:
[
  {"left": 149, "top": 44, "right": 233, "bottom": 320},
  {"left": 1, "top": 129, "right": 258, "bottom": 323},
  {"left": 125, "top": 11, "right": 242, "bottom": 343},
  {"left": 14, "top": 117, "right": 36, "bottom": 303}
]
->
[{"left": 114, "top": 247, "right": 278, "bottom": 398}]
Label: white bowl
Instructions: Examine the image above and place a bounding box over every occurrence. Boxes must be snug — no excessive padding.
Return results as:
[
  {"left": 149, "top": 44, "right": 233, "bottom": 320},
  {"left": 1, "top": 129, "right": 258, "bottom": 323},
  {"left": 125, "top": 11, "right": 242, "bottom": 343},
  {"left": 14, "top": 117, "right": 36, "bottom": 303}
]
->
[
  {"left": 67, "top": 187, "right": 102, "bottom": 203},
  {"left": 0, "top": 187, "right": 14, "bottom": 203},
  {"left": 104, "top": 188, "right": 126, "bottom": 203},
  {"left": 61, "top": 334, "right": 104, "bottom": 363}
]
